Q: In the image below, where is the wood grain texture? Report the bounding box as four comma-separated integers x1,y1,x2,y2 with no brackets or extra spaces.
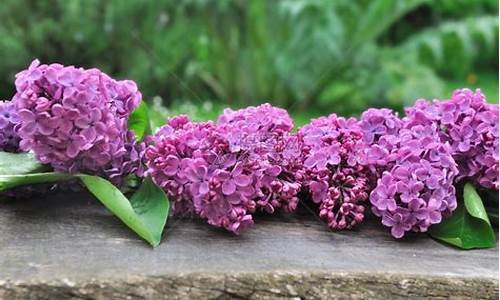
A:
0,192,498,299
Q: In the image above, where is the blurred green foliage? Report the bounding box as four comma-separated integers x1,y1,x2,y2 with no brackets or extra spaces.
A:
0,0,497,117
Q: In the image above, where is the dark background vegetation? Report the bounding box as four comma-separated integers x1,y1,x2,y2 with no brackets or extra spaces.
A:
1,0,498,125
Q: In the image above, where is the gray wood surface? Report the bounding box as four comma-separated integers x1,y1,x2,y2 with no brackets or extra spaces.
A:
0,192,498,299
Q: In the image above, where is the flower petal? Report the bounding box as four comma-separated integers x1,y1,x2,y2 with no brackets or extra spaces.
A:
222,180,236,195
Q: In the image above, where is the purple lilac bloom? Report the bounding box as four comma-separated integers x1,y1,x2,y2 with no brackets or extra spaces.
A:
363,108,459,238
146,117,218,218
0,101,21,153
11,59,144,186
146,104,302,234
298,114,372,231
216,104,302,214
405,88,499,190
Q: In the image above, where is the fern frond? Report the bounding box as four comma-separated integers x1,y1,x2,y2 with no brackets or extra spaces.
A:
400,15,498,71
353,0,430,45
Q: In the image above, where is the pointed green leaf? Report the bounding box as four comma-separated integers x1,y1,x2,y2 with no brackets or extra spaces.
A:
0,152,48,175
79,175,169,247
129,177,170,241
128,100,150,140
0,172,70,191
463,183,491,225
429,183,496,249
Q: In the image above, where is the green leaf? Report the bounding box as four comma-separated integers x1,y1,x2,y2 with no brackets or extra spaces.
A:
463,183,491,225
128,100,150,140
400,16,498,74
0,172,70,191
354,0,429,45
0,170,169,247
429,183,496,249
79,175,169,247
0,152,48,175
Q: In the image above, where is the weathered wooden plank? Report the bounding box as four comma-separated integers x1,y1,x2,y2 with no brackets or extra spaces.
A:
0,192,498,299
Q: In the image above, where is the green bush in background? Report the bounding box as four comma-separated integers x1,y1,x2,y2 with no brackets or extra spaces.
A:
0,0,497,119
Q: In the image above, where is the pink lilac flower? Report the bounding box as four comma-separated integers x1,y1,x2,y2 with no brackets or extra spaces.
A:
11,59,144,186
0,101,21,153
298,114,372,231
216,104,302,214
362,108,459,238
146,104,302,234
405,88,499,189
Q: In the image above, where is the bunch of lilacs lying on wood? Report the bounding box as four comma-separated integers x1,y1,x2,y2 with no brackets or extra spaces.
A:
0,59,497,245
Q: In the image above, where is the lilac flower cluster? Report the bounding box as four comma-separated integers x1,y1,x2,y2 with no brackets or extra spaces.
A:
216,105,303,214
146,104,302,234
405,88,499,189
2,60,497,241
298,114,371,230
11,60,144,185
361,109,459,238
0,101,21,152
